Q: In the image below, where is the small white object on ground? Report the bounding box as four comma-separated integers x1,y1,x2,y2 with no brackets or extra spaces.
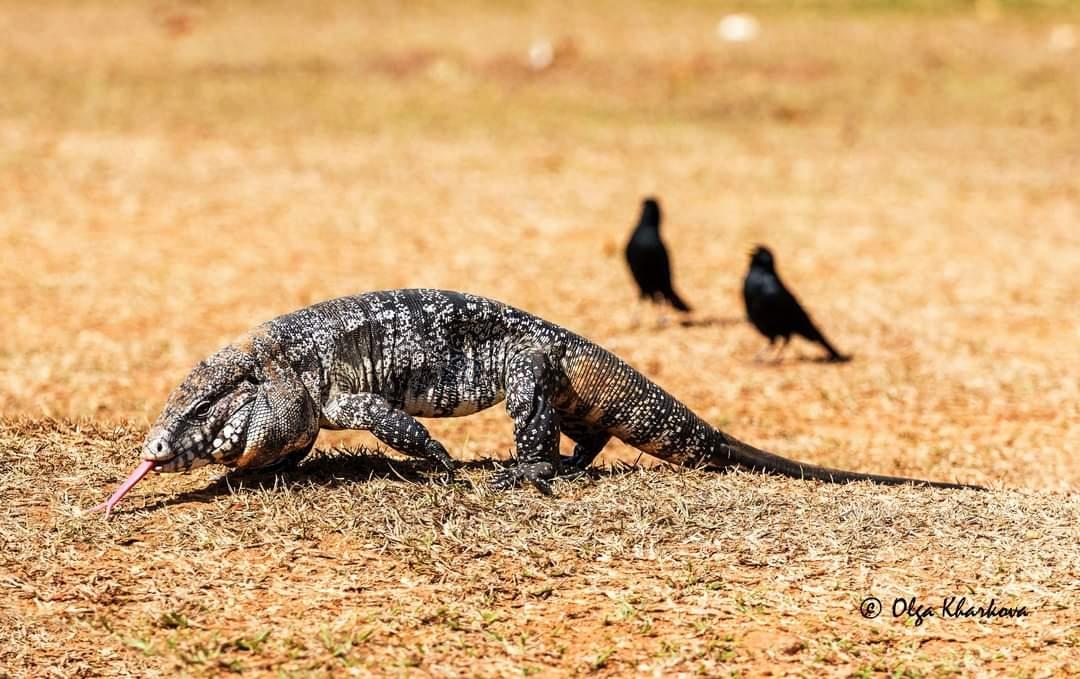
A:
717,14,760,43
528,39,555,71
1048,24,1077,53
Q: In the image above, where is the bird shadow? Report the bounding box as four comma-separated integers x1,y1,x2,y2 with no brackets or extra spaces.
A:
800,354,854,365
794,354,851,364
140,449,644,511
750,353,855,367
628,315,742,334
675,315,743,329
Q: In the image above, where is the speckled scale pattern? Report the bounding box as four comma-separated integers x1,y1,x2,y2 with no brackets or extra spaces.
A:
143,288,980,491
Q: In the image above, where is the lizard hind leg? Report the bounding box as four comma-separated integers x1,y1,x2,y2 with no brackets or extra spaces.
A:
560,417,611,473
491,350,562,495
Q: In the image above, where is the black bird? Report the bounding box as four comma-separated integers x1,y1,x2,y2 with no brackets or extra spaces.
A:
743,245,850,362
625,197,691,312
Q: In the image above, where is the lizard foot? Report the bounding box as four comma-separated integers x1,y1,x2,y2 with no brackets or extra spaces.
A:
434,463,456,486
552,455,590,482
562,452,596,472
491,462,555,496
424,440,457,485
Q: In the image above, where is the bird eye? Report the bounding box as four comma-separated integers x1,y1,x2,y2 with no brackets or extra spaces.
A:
192,401,213,419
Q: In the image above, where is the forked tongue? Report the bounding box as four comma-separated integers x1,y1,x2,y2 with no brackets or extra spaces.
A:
90,459,156,519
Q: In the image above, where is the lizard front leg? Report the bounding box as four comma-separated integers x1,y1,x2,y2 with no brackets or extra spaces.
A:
226,441,315,479
323,392,456,482
491,350,561,495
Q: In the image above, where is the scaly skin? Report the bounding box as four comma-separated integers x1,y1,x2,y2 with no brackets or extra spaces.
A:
134,289,981,499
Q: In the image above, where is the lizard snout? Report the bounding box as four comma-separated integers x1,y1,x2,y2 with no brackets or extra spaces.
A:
142,435,172,462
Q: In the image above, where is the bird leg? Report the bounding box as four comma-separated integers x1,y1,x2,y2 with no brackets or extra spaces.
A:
656,307,670,329
771,337,790,363
753,339,775,363
628,298,647,331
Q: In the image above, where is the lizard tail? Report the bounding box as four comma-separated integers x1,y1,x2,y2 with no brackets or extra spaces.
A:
707,429,984,491
565,341,981,491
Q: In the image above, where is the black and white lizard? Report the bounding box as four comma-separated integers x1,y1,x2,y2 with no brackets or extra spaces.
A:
93,289,981,515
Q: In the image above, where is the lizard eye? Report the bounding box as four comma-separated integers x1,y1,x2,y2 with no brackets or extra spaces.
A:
192,401,213,419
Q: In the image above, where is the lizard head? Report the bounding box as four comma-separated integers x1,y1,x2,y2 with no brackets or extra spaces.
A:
141,345,260,472
91,334,320,518
141,339,318,473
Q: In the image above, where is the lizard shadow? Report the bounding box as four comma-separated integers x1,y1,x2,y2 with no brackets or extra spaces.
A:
147,449,492,509
146,449,642,510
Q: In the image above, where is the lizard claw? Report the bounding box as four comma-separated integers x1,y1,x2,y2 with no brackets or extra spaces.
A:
490,462,556,494
555,468,589,483
529,476,553,496
490,467,520,491
561,453,595,473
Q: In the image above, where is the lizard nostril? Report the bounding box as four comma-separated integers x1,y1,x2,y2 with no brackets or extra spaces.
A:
143,437,171,462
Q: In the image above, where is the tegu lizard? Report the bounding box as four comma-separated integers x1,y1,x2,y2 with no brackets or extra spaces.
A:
93,289,981,516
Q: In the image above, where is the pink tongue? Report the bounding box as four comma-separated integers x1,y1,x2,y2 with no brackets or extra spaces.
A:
90,459,156,519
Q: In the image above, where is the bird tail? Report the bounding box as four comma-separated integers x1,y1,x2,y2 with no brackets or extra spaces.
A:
802,321,850,362
816,333,850,362
664,289,691,312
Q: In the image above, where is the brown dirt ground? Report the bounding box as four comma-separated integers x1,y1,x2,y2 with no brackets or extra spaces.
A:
1,1,1079,676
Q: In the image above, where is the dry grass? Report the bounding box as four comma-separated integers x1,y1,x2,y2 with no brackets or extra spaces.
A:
1,0,1079,675
3,419,1078,676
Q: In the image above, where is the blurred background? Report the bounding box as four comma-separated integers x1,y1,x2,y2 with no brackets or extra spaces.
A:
1,0,1078,485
